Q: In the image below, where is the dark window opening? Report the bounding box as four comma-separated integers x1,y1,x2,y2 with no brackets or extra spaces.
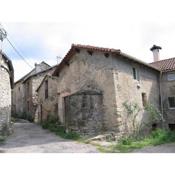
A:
132,67,139,80
142,93,147,107
45,80,48,99
87,50,93,56
168,97,175,108
27,101,30,111
169,124,175,131
81,95,87,108
152,123,157,131
104,53,109,57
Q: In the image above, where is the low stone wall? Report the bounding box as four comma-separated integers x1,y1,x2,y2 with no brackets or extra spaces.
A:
64,90,104,136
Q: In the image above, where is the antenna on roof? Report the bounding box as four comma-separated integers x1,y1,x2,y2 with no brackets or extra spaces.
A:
56,56,62,64
0,23,7,59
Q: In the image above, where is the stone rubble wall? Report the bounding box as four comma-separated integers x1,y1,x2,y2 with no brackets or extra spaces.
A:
0,57,12,134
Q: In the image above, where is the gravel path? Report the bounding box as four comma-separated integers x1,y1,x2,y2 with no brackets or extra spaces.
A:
0,121,98,153
132,143,175,153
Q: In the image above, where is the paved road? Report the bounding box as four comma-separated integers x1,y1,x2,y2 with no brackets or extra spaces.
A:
132,143,175,153
0,121,98,153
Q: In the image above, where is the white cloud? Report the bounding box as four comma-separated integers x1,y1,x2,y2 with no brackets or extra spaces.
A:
1,0,175,80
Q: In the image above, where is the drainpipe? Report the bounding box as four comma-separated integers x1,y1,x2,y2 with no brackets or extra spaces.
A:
159,71,164,126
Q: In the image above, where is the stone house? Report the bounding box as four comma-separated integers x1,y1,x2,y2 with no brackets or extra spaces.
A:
150,49,175,130
51,44,160,136
35,74,58,123
0,52,14,135
12,61,51,118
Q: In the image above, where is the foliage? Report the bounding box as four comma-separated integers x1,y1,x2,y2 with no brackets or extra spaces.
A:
42,118,81,140
145,103,162,123
112,129,175,152
123,101,141,136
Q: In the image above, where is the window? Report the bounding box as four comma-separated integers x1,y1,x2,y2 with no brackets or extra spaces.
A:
169,124,175,131
167,73,175,81
132,67,139,81
142,93,147,107
152,123,157,131
168,97,175,108
45,80,48,99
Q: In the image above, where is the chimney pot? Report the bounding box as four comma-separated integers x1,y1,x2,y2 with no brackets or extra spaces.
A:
150,45,162,62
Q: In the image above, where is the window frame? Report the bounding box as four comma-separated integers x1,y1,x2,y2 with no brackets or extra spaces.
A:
132,67,140,81
142,92,147,107
168,97,175,109
45,80,48,99
167,73,175,81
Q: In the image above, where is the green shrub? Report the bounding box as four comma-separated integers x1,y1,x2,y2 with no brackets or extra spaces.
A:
41,119,81,140
113,129,175,152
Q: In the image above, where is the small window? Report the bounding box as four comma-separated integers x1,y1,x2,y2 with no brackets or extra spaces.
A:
167,73,175,81
142,93,147,107
168,97,175,108
169,124,175,131
132,67,139,81
45,80,48,99
152,123,157,131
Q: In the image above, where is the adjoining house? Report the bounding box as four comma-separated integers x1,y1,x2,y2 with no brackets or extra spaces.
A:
12,61,55,121
0,52,14,135
150,45,175,131
51,44,160,136
35,74,58,123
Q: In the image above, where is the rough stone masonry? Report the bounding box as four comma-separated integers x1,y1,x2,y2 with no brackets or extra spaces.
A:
0,52,14,135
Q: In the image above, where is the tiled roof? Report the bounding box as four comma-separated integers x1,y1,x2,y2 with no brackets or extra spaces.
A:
150,57,175,72
53,44,159,76
22,65,57,83
15,61,51,84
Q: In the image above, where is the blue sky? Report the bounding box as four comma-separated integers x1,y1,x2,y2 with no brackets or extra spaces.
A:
1,0,175,81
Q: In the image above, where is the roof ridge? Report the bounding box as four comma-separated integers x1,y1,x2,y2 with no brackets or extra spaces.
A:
150,57,175,64
72,43,121,52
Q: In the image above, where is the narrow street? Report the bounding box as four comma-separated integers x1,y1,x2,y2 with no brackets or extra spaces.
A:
0,120,98,153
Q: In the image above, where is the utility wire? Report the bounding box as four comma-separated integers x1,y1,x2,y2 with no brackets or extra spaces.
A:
0,22,33,69
6,37,33,68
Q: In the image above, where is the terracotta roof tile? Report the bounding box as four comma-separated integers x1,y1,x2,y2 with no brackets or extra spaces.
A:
150,57,175,72
53,44,159,76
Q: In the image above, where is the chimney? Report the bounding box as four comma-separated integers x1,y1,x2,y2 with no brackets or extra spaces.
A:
150,45,162,62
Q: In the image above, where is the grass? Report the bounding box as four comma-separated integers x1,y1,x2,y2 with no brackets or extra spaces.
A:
42,120,81,140
110,129,175,152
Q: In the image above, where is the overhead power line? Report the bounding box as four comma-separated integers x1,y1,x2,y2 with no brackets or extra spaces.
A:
0,22,33,69
6,37,33,68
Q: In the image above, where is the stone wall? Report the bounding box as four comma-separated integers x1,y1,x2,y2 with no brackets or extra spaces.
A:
0,56,12,134
12,62,51,116
12,82,25,114
161,71,175,126
64,90,104,135
36,76,58,123
112,56,160,134
24,71,49,117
